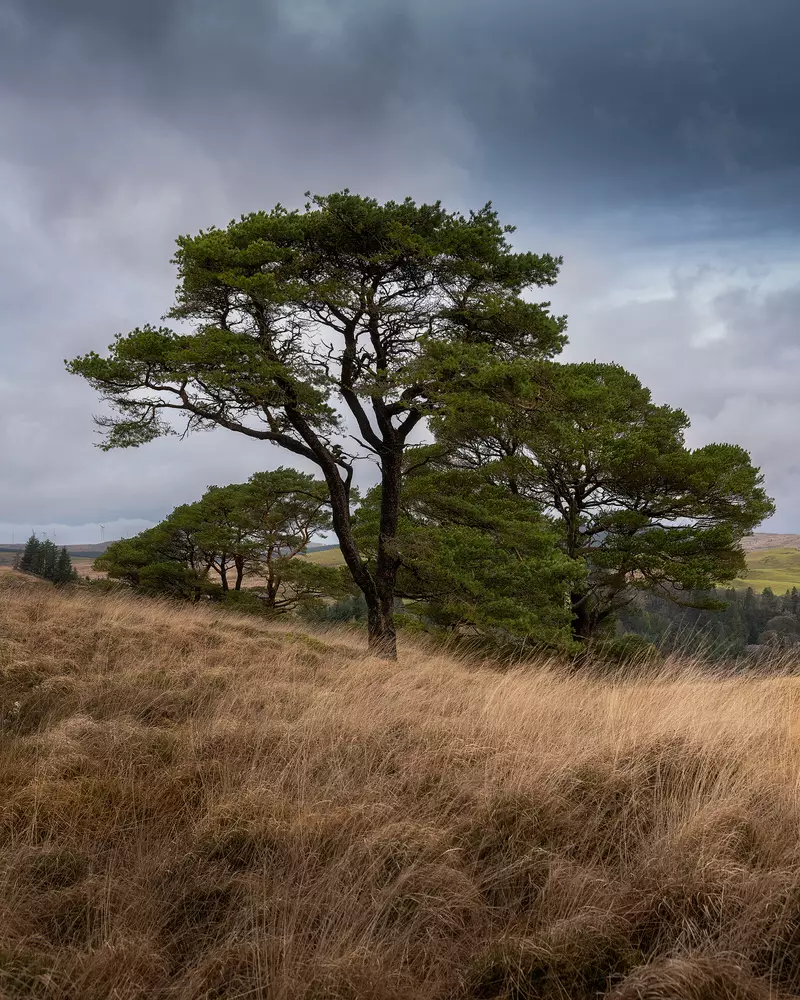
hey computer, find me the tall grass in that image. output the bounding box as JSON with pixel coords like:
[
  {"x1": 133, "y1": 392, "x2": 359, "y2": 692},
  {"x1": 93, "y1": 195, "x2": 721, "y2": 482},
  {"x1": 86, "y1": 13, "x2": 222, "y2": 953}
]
[{"x1": 2, "y1": 570, "x2": 800, "y2": 998}]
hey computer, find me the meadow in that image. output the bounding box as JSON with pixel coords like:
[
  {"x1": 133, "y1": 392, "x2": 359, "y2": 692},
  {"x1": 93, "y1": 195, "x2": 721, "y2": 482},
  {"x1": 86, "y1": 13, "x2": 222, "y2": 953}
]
[
  {"x1": 732, "y1": 547, "x2": 800, "y2": 593},
  {"x1": 3, "y1": 569, "x2": 800, "y2": 997}
]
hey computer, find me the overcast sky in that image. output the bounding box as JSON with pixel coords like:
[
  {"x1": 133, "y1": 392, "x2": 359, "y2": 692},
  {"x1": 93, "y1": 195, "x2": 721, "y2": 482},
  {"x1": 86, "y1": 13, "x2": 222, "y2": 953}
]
[{"x1": 2, "y1": 0, "x2": 799, "y2": 542}]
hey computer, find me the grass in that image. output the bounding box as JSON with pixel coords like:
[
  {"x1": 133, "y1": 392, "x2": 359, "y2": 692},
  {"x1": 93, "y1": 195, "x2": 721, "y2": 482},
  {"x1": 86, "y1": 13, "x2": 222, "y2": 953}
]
[
  {"x1": 4, "y1": 570, "x2": 800, "y2": 996},
  {"x1": 732, "y1": 547, "x2": 800, "y2": 593},
  {"x1": 302, "y1": 545, "x2": 346, "y2": 567}
]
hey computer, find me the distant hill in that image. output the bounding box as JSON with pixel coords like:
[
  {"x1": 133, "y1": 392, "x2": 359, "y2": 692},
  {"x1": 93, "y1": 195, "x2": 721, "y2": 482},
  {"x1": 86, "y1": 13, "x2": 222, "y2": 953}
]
[
  {"x1": 732, "y1": 547, "x2": 800, "y2": 593},
  {"x1": 742, "y1": 533, "x2": 800, "y2": 552},
  {"x1": 0, "y1": 541, "x2": 110, "y2": 554}
]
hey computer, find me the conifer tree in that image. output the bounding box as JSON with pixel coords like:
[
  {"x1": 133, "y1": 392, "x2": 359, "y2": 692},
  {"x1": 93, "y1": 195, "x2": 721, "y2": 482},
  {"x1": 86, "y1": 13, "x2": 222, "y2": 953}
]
[
  {"x1": 55, "y1": 546, "x2": 76, "y2": 584},
  {"x1": 19, "y1": 534, "x2": 39, "y2": 573}
]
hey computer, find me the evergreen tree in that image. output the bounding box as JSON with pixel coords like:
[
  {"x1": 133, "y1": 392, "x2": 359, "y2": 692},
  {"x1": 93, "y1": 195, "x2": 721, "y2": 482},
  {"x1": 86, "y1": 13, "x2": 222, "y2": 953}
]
[
  {"x1": 432, "y1": 362, "x2": 773, "y2": 643},
  {"x1": 19, "y1": 534, "x2": 39, "y2": 573},
  {"x1": 55, "y1": 546, "x2": 76, "y2": 584}
]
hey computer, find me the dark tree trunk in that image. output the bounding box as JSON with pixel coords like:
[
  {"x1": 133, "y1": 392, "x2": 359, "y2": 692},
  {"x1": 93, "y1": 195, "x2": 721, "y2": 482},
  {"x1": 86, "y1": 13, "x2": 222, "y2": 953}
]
[
  {"x1": 317, "y1": 448, "x2": 401, "y2": 660},
  {"x1": 366, "y1": 596, "x2": 397, "y2": 658},
  {"x1": 266, "y1": 572, "x2": 279, "y2": 608},
  {"x1": 234, "y1": 555, "x2": 244, "y2": 591},
  {"x1": 570, "y1": 591, "x2": 592, "y2": 642},
  {"x1": 367, "y1": 449, "x2": 403, "y2": 659},
  {"x1": 219, "y1": 556, "x2": 229, "y2": 593}
]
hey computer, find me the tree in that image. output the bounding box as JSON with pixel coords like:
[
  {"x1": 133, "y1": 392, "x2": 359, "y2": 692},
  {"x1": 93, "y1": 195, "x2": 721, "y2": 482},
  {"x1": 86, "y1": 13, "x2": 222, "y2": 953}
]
[
  {"x1": 432, "y1": 361, "x2": 774, "y2": 642},
  {"x1": 54, "y1": 547, "x2": 77, "y2": 584},
  {"x1": 168, "y1": 485, "x2": 255, "y2": 593},
  {"x1": 18, "y1": 534, "x2": 40, "y2": 573},
  {"x1": 95, "y1": 525, "x2": 214, "y2": 600},
  {"x1": 67, "y1": 192, "x2": 567, "y2": 658},
  {"x1": 760, "y1": 613, "x2": 800, "y2": 648},
  {"x1": 241, "y1": 468, "x2": 339, "y2": 610},
  {"x1": 96, "y1": 468, "x2": 343, "y2": 611}
]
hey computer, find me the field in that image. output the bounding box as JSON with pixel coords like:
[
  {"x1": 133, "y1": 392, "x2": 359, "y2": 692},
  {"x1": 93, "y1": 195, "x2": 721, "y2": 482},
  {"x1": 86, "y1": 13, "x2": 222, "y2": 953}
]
[
  {"x1": 4, "y1": 571, "x2": 800, "y2": 996},
  {"x1": 302, "y1": 545, "x2": 346, "y2": 567},
  {"x1": 731, "y1": 547, "x2": 800, "y2": 593}
]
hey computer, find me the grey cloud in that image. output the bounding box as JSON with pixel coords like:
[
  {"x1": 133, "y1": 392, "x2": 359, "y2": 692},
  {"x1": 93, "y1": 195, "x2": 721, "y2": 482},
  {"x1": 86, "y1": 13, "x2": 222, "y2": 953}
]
[
  {"x1": 1, "y1": 0, "x2": 799, "y2": 538},
  {"x1": 555, "y1": 251, "x2": 800, "y2": 530}
]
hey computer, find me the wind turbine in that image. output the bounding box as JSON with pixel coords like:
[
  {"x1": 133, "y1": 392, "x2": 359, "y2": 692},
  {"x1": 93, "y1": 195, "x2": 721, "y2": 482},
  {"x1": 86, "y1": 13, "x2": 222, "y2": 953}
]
[{"x1": 99, "y1": 524, "x2": 105, "y2": 544}]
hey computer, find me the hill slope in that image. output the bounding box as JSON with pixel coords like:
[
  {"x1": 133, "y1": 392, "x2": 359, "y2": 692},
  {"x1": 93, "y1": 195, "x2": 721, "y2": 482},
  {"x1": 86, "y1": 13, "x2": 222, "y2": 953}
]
[
  {"x1": 742, "y1": 533, "x2": 800, "y2": 552},
  {"x1": 3, "y1": 573, "x2": 800, "y2": 996},
  {"x1": 732, "y1": 546, "x2": 800, "y2": 592}
]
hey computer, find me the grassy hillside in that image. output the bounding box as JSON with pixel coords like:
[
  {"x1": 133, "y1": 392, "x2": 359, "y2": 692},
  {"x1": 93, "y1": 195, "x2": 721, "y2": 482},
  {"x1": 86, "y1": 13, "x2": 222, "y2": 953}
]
[
  {"x1": 302, "y1": 544, "x2": 345, "y2": 567},
  {"x1": 3, "y1": 572, "x2": 800, "y2": 995},
  {"x1": 731, "y1": 546, "x2": 800, "y2": 592}
]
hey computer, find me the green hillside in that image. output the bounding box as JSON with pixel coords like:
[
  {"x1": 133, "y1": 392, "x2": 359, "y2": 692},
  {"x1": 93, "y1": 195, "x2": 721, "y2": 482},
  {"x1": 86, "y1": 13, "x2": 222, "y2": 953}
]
[
  {"x1": 731, "y1": 547, "x2": 800, "y2": 593},
  {"x1": 303, "y1": 545, "x2": 345, "y2": 567}
]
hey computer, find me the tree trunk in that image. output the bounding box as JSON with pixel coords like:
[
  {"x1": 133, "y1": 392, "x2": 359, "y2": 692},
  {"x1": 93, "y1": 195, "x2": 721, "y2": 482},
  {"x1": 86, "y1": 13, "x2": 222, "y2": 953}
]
[
  {"x1": 306, "y1": 432, "x2": 402, "y2": 660},
  {"x1": 234, "y1": 555, "x2": 244, "y2": 591},
  {"x1": 570, "y1": 591, "x2": 591, "y2": 642},
  {"x1": 366, "y1": 594, "x2": 397, "y2": 658},
  {"x1": 219, "y1": 556, "x2": 229, "y2": 593}
]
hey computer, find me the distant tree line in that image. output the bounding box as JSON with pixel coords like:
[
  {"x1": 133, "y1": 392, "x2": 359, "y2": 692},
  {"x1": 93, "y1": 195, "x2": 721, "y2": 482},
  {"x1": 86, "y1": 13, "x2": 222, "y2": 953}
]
[
  {"x1": 618, "y1": 585, "x2": 800, "y2": 660},
  {"x1": 68, "y1": 191, "x2": 776, "y2": 660},
  {"x1": 16, "y1": 535, "x2": 78, "y2": 584}
]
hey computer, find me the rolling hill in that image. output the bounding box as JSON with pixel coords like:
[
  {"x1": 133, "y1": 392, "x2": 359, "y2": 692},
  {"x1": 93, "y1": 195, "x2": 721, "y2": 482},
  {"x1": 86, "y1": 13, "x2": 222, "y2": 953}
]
[{"x1": 731, "y1": 546, "x2": 800, "y2": 593}]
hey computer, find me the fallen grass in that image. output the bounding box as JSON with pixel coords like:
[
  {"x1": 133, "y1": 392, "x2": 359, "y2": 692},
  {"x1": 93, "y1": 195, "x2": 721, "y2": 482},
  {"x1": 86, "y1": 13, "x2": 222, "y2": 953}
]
[{"x1": 3, "y1": 573, "x2": 800, "y2": 997}]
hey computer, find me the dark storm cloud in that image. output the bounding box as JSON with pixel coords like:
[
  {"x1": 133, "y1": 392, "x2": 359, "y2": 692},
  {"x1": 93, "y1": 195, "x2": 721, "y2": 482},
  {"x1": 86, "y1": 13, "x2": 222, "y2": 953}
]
[
  {"x1": 1, "y1": 0, "x2": 799, "y2": 537},
  {"x1": 5, "y1": 0, "x2": 800, "y2": 226}
]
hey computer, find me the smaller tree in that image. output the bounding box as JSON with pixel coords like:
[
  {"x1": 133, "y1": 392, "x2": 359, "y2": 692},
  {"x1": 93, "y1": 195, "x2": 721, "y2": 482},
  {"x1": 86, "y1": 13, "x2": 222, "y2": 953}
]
[
  {"x1": 54, "y1": 547, "x2": 77, "y2": 584},
  {"x1": 243, "y1": 469, "x2": 338, "y2": 610},
  {"x1": 96, "y1": 526, "x2": 214, "y2": 600},
  {"x1": 96, "y1": 467, "x2": 342, "y2": 611},
  {"x1": 432, "y1": 361, "x2": 774, "y2": 642},
  {"x1": 18, "y1": 535, "x2": 40, "y2": 573}
]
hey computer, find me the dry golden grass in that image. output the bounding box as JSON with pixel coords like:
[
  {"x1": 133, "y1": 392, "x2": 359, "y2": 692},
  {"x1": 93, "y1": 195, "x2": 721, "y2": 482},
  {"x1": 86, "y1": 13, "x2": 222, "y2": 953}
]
[{"x1": 3, "y1": 571, "x2": 800, "y2": 997}]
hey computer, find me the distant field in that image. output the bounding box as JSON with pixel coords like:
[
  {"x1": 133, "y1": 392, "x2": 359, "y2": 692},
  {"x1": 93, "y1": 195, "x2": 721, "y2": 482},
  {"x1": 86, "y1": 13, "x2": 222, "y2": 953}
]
[
  {"x1": 731, "y1": 546, "x2": 800, "y2": 593},
  {"x1": 302, "y1": 545, "x2": 345, "y2": 567}
]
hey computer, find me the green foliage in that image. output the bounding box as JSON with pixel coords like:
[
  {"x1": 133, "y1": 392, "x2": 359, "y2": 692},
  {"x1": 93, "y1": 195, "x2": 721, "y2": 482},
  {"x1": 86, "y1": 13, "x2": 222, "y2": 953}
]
[
  {"x1": 433, "y1": 361, "x2": 774, "y2": 642},
  {"x1": 16, "y1": 536, "x2": 77, "y2": 585},
  {"x1": 354, "y1": 461, "x2": 582, "y2": 650},
  {"x1": 97, "y1": 468, "x2": 345, "y2": 611}
]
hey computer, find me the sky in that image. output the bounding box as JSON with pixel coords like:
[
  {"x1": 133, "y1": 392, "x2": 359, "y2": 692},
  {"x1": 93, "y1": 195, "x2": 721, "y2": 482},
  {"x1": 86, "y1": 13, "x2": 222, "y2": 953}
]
[{"x1": 1, "y1": 0, "x2": 800, "y2": 542}]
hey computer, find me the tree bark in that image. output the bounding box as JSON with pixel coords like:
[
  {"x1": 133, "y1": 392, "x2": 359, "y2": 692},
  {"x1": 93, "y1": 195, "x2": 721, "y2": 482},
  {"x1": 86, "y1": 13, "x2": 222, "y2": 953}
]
[
  {"x1": 367, "y1": 596, "x2": 397, "y2": 658},
  {"x1": 366, "y1": 449, "x2": 403, "y2": 659},
  {"x1": 219, "y1": 556, "x2": 229, "y2": 593},
  {"x1": 570, "y1": 591, "x2": 591, "y2": 642},
  {"x1": 234, "y1": 555, "x2": 244, "y2": 591}
]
